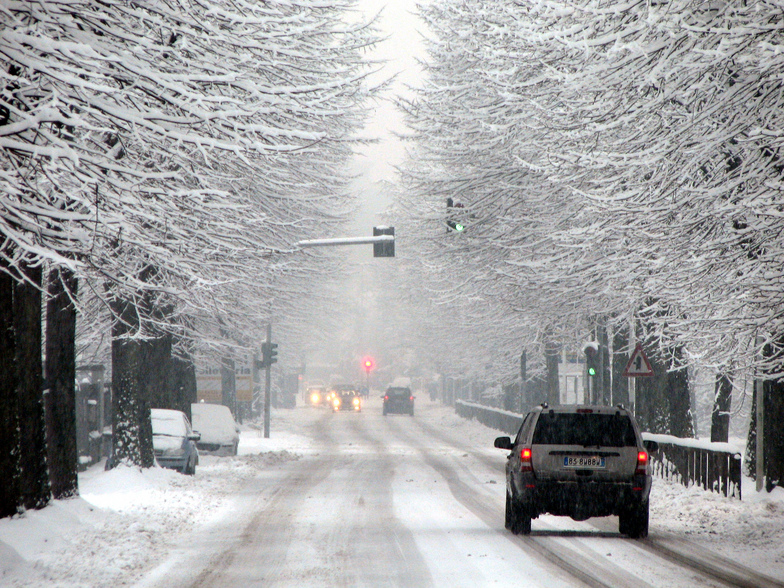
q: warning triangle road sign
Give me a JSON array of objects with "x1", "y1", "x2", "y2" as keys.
[{"x1": 623, "y1": 343, "x2": 654, "y2": 377}]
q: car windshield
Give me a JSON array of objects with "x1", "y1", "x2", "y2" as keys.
[
  {"x1": 532, "y1": 413, "x2": 637, "y2": 447},
  {"x1": 151, "y1": 412, "x2": 187, "y2": 437}
]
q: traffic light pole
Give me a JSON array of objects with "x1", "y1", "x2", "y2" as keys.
[{"x1": 264, "y1": 323, "x2": 272, "y2": 439}]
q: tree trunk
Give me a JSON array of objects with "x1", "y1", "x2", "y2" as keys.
[
  {"x1": 545, "y1": 342, "x2": 560, "y2": 406},
  {"x1": 611, "y1": 328, "x2": 629, "y2": 408},
  {"x1": 667, "y1": 363, "x2": 693, "y2": 438},
  {"x1": 764, "y1": 378, "x2": 784, "y2": 491},
  {"x1": 636, "y1": 343, "x2": 693, "y2": 437},
  {"x1": 110, "y1": 297, "x2": 154, "y2": 468},
  {"x1": 0, "y1": 268, "x2": 21, "y2": 518},
  {"x1": 221, "y1": 357, "x2": 236, "y2": 415},
  {"x1": 171, "y1": 352, "x2": 197, "y2": 421},
  {"x1": 597, "y1": 325, "x2": 611, "y2": 405},
  {"x1": 745, "y1": 344, "x2": 784, "y2": 491},
  {"x1": 745, "y1": 387, "x2": 758, "y2": 480},
  {"x1": 45, "y1": 267, "x2": 79, "y2": 499},
  {"x1": 15, "y1": 263, "x2": 50, "y2": 510},
  {"x1": 710, "y1": 373, "x2": 732, "y2": 443},
  {"x1": 146, "y1": 331, "x2": 173, "y2": 411}
]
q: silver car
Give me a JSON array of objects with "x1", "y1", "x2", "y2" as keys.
[
  {"x1": 191, "y1": 403, "x2": 240, "y2": 456},
  {"x1": 151, "y1": 409, "x2": 200, "y2": 475},
  {"x1": 494, "y1": 404, "x2": 658, "y2": 537}
]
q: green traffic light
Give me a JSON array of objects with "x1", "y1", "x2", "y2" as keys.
[
  {"x1": 587, "y1": 367, "x2": 596, "y2": 376},
  {"x1": 455, "y1": 223, "x2": 465, "y2": 232}
]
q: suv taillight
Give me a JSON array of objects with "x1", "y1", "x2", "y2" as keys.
[
  {"x1": 635, "y1": 450, "x2": 648, "y2": 475},
  {"x1": 520, "y1": 447, "x2": 533, "y2": 472}
]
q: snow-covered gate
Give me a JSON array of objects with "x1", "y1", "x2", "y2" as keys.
[{"x1": 454, "y1": 400, "x2": 743, "y2": 499}]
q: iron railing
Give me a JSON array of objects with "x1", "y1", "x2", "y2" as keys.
[{"x1": 644, "y1": 434, "x2": 742, "y2": 500}]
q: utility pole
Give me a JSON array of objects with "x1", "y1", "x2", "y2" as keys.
[{"x1": 264, "y1": 323, "x2": 272, "y2": 439}]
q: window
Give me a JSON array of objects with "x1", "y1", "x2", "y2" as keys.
[{"x1": 532, "y1": 413, "x2": 637, "y2": 447}]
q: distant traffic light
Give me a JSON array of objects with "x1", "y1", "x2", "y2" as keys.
[
  {"x1": 584, "y1": 342, "x2": 599, "y2": 377},
  {"x1": 362, "y1": 356, "x2": 375, "y2": 373},
  {"x1": 446, "y1": 198, "x2": 465, "y2": 233},
  {"x1": 262, "y1": 342, "x2": 278, "y2": 367}
]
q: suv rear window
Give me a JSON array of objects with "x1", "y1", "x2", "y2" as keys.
[
  {"x1": 532, "y1": 413, "x2": 637, "y2": 447},
  {"x1": 387, "y1": 388, "x2": 410, "y2": 397}
]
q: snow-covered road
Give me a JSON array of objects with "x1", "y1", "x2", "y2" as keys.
[
  {"x1": 2, "y1": 397, "x2": 784, "y2": 587},
  {"x1": 133, "y1": 398, "x2": 784, "y2": 588}
]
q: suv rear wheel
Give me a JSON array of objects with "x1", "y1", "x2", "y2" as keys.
[
  {"x1": 619, "y1": 502, "x2": 649, "y2": 538},
  {"x1": 505, "y1": 492, "x2": 531, "y2": 535}
]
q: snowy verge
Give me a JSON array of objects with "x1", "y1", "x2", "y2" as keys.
[{"x1": 0, "y1": 426, "x2": 302, "y2": 588}]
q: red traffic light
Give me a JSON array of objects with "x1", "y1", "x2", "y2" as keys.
[{"x1": 362, "y1": 356, "x2": 375, "y2": 372}]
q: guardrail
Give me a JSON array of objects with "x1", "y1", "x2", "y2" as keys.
[
  {"x1": 454, "y1": 400, "x2": 743, "y2": 500},
  {"x1": 643, "y1": 433, "x2": 743, "y2": 500},
  {"x1": 455, "y1": 400, "x2": 521, "y2": 436}
]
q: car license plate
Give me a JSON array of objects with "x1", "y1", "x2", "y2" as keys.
[{"x1": 563, "y1": 456, "x2": 605, "y2": 468}]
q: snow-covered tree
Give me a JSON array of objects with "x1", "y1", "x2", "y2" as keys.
[
  {"x1": 0, "y1": 0, "x2": 378, "y2": 515},
  {"x1": 398, "y1": 0, "x2": 784, "y2": 470}
]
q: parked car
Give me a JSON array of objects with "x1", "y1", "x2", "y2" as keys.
[
  {"x1": 383, "y1": 387, "x2": 414, "y2": 416},
  {"x1": 494, "y1": 403, "x2": 658, "y2": 537},
  {"x1": 332, "y1": 389, "x2": 362, "y2": 412},
  {"x1": 151, "y1": 408, "x2": 200, "y2": 475},
  {"x1": 191, "y1": 403, "x2": 240, "y2": 456}
]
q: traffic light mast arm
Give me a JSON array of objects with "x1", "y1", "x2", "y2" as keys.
[{"x1": 296, "y1": 235, "x2": 393, "y2": 248}]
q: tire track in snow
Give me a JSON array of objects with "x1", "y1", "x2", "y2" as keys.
[
  {"x1": 389, "y1": 409, "x2": 661, "y2": 588},
  {"x1": 188, "y1": 410, "x2": 339, "y2": 587},
  {"x1": 334, "y1": 413, "x2": 434, "y2": 587}
]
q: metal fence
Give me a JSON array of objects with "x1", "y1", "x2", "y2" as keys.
[
  {"x1": 454, "y1": 400, "x2": 743, "y2": 500},
  {"x1": 645, "y1": 435, "x2": 743, "y2": 500},
  {"x1": 455, "y1": 400, "x2": 521, "y2": 436}
]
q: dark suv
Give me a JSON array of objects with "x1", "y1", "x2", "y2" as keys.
[
  {"x1": 382, "y1": 387, "x2": 414, "y2": 416},
  {"x1": 494, "y1": 404, "x2": 658, "y2": 538}
]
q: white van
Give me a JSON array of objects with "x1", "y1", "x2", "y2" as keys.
[{"x1": 191, "y1": 403, "x2": 240, "y2": 456}]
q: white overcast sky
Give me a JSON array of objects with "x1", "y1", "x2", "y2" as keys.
[{"x1": 351, "y1": 0, "x2": 429, "y2": 227}]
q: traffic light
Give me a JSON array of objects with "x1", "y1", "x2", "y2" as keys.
[
  {"x1": 446, "y1": 198, "x2": 465, "y2": 233},
  {"x1": 584, "y1": 341, "x2": 599, "y2": 377},
  {"x1": 262, "y1": 342, "x2": 278, "y2": 367},
  {"x1": 362, "y1": 356, "x2": 375, "y2": 373},
  {"x1": 373, "y1": 226, "x2": 395, "y2": 257}
]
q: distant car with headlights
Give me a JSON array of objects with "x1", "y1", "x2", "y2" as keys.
[
  {"x1": 190, "y1": 403, "x2": 240, "y2": 456},
  {"x1": 151, "y1": 408, "x2": 200, "y2": 475},
  {"x1": 307, "y1": 385, "x2": 327, "y2": 406},
  {"x1": 494, "y1": 404, "x2": 658, "y2": 537},
  {"x1": 383, "y1": 387, "x2": 414, "y2": 416},
  {"x1": 332, "y1": 388, "x2": 362, "y2": 412}
]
